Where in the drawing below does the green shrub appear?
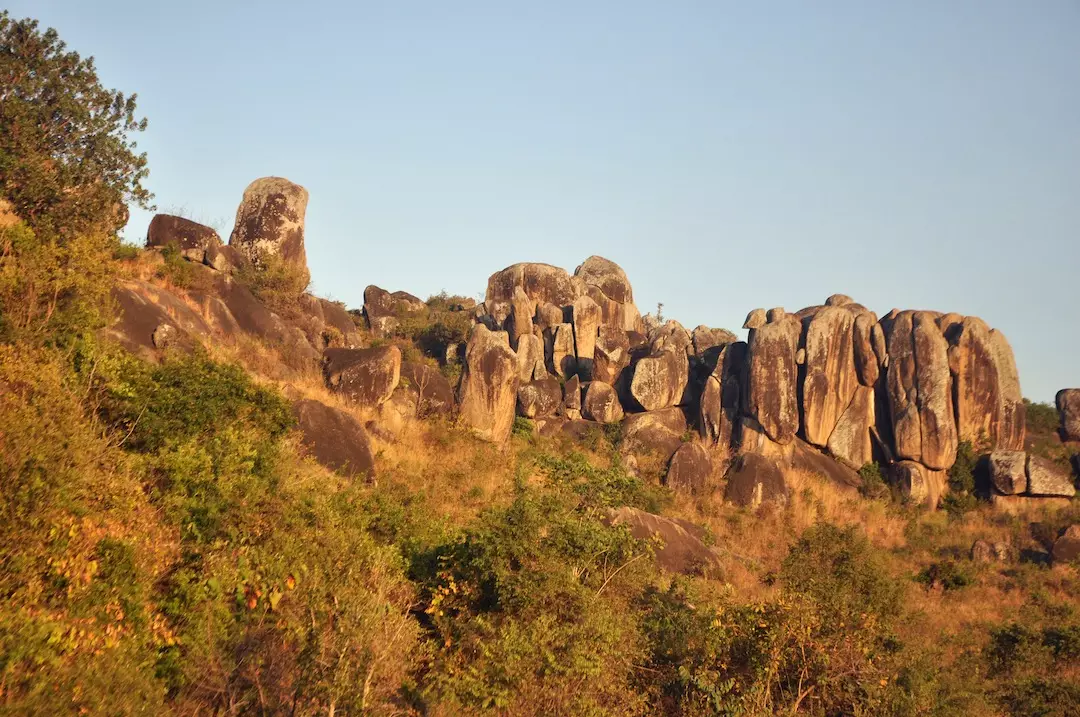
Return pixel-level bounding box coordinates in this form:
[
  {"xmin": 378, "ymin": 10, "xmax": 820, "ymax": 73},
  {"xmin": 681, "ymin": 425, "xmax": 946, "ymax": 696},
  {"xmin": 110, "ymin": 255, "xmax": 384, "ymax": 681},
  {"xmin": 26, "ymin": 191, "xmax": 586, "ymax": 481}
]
[
  {"xmin": 942, "ymin": 441, "xmax": 980, "ymax": 517},
  {"xmin": 916, "ymin": 560, "xmax": 974, "ymax": 591},
  {"xmin": 153, "ymin": 243, "xmax": 214, "ymax": 293},
  {"xmin": 1024, "ymin": 399, "xmax": 1060, "ymax": 435},
  {"xmin": 859, "ymin": 461, "xmax": 890, "ymax": 499},
  {"xmin": 235, "ymin": 250, "xmax": 311, "ymax": 318},
  {"xmin": 999, "ymin": 678, "xmax": 1080, "ymax": 717}
]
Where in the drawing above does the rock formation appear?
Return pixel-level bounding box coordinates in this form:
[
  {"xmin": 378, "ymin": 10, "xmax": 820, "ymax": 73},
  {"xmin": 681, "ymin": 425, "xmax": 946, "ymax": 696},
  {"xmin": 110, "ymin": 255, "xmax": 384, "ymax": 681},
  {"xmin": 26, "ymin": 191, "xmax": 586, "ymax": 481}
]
[
  {"xmin": 1058, "ymin": 389, "xmax": 1080, "ymax": 442},
  {"xmin": 458, "ymin": 325, "xmax": 519, "ymax": 443},
  {"xmin": 228, "ymin": 177, "xmax": 309, "ymax": 281},
  {"xmin": 323, "ymin": 346, "xmax": 402, "ymax": 408}
]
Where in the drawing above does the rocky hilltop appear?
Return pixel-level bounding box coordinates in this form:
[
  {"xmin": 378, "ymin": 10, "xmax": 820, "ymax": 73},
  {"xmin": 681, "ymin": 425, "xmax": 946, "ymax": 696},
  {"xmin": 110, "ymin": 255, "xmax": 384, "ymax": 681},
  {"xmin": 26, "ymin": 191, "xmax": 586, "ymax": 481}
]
[{"xmin": 116, "ymin": 176, "xmax": 1079, "ymax": 512}]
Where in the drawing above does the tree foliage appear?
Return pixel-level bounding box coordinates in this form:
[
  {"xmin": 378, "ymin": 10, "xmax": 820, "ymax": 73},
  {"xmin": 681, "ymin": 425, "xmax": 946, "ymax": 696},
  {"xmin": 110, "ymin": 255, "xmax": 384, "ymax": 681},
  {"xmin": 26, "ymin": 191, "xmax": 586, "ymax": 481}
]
[{"xmin": 0, "ymin": 11, "xmax": 151, "ymax": 237}]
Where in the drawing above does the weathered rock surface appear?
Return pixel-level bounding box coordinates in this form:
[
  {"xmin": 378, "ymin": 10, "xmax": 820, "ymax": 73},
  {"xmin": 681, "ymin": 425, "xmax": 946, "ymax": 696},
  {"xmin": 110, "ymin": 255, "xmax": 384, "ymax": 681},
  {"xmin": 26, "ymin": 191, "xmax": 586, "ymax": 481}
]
[
  {"xmin": 458, "ymin": 325, "xmax": 519, "ymax": 443},
  {"xmin": 802, "ymin": 307, "xmax": 858, "ymax": 447},
  {"xmin": 582, "ymin": 381, "xmax": 624, "ymax": 424},
  {"xmin": 789, "ymin": 438, "xmax": 861, "ymax": 492},
  {"xmin": 724, "ymin": 453, "xmax": 789, "ymax": 508},
  {"xmin": 743, "ymin": 309, "xmax": 767, "ymax": 330},
  {"xmin": 1052, "ymin": 525, "xmax": 1080, "ymax": 565},
  {"xmin": 547, "ymin": 323, "xmax": 577, "ymax": 379},
  {"xmin": 561, "ymin": 375, "xmax": 582, "ymax": 420},
  {"xmin": 517, "ymin": 376, "xmax": 563, "ymax": 418},
  {"xmin": 971, "ymin": 540, "xmax": 1017, "ymax": 564},
  {"xmin": 364, "ymin": 285, "xmax": 428, "ymax": 337},
  {"xmin": 648, "ymin": 320, "xmax": 693, "ymax": 356},
  {"xmin": 486, "ymin": 262, "xmax": 578, "ymax": 307},
  {"xmin": 621, "ymin": 408, "xmax": 688, "ymax": 463},
  {"xmin": 229, "ymin": 177, "xmax": 309, "ymax": 279},
  {"xmin": 593, "ymin": 326, "xmax": 631, "ymax": 385},
  {"xmin": 323, "ymin": 346, "xmax": 402, "ymax": 408},
  {"xmin": 507, "ymin": 286, "xmax": 535, "ymax": 350},
  {"xmin": 1026, "ymin": 455, "xmax": 1076, "ymax": 497},
  {"xmin": 1058, "ymin": 389, "xmax": 1080, "ymax": 442},
  {"xmin": 892, "ymin": 460, "xmax": 946, "ymax": 508},
  {"xmin": 398, "ymin": 362, "xmax": 455, "ymax": 417},
  {"xmin": 852, "ymin": 312, "xmax": 880, "ymax": 386},
  {"xmin": 573, "ymin": 256, "xmax": 642, "ymax": 332},
  {"xmin": 603, "ymin": 507, "xmax": 721, "ymax": 575},
  {"xmin": 947, "ymin": 317, "xmax": 1025, "ymax": 451},
  {"xmin": 699, "ymin": 342, "xmax": 746, "ymax": 455},
  {"xmin": 629, "ymin": 349, "xmax": 689, "ymax": 412},
  {"xmin": 691, "ymin": 326, "xmax": 737, "ymax": 356},
  {"xmin": 666, "ymin": 442, "xmax": 712, "ymax": 493},
  {"xmin": 108, "ymin": 280, "xmax": 211, "ymax": 359},
  {"xmin": 743, "ymin": 317, "xmax": 800, "ymax": 445},
  {"xmin": 885, "ymin": 311, "xmax": 958, "ymax": 470},
  {"xmin": 292, "ymin": 399, "xmax": 375, "ymax": 480},
  {"xmin": 515, "ymin": 333, "xmax": 547, "ymax": 383},
  {"xmin": 146, "ymin": 214, "xmax": 222, "ymax": 263},
  {"xmin": 571, "ymin": 295, "xmax": 602, "ymax": 378},
  {"xmin": 826, "ymin": 385, "xmax": 875, "ymax": 469},
  {"xmin": 988, "ymin": 450, "xmax": 1027, "ymax": 495}
]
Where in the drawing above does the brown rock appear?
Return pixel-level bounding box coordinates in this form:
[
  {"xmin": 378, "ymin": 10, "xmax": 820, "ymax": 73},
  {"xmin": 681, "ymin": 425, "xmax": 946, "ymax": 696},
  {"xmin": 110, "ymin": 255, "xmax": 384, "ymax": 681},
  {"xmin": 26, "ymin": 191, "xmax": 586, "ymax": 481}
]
[
  {"xmin": 318, "ymin": 298, "xmax": 363, "ymax": 347},
  {"xmin": 212, "ymin": 273, "xmax": 289, "ymax": 343},
  {"xmin": 802, "ymin": 307, "xmax": 859, "ymax": 447},
  {"xmin": 886, "ymin": 311, "xmax": 958, "ymax": 470},
  {"xmin": 826, "ymin": 385, "xmax": 875, "ymax": 469},
  {"xmin": 691, "ymin": 326, "xmax": 737, "ymax": 356},
  {"xmin": 582, "ymin": 381, "xmax": 624, "ymax": 424},
  {"xmin": 892, "ymin": 460, "xmax": 946, "ymax": 508},
  {"xmin": 743, "ymin": 308, "xmax": 767, "ymax": 330},
  {"xmin": 853, "ymin": 313, "xmax": 880, "ymax": 386},
  {"xmin": 570, "ymin": 295, "xmax": 602, "ymax": 378},
  {"xmin": 724, "ymin": 453, "xmax": 789, "ymax": 508},
  {"xmin": 517, "ymin": 376, "xmax": 563, "ymax": 418},
  {"xmin": 593, "ymin": 326, "xmax": 631, "ymax": 385},
  {"xmin": 574, "ymin": 255, "xmax": 634, "ymax": 303},
  {"xmin": 398, "ymin": 362, "xmax": 455, "ymax": 417},
  {"xmin": 534, "ymin": 302, "xmax": 564, "ymax": 334},
  {"xmin": 516, "ymin": 333, "xmax": 547, "ymax": 382},
  {"xmin": 486, "ymin": 262, "xmax": 579, "ymax": 307},
  {"xmin": 987, "ymin": 450, "xmax": 1027, "ymax": 495},
  {"xmin": 228, "ymin": 177, "xmax": 309, "ymax": 281},
  {"xmin": 1026, "ymin": 455, "xmax": 1076, "ymax": 497},
  {"xmin": 204, "ymin": 242, "xmax": 241, "ymax": 273},
  {"xmin": 323, "ymin": 346, "xmax": 402, "ymax": 408},
  {"xmin": 621, "ymin": 408, "xmax": 688, "ymax": 464},
  {"xmin": 603, "ymin": 507, "xmax": 721, "ymax": 575},
  {"xmin": 458, "ymin": 325, "xmax": 519, "ymax": 443},
  {"xmin": 666, "ymin": 442, "xmax": 713, "ymax": 493},
  {"xmin": 508, "ymin": 286, "xmax": 535, "ymax": 350},
  {"xmin": 1057, "ymin": 389, "xmax": 1080, "ymax": 442},
  {"xmin": 562, "ymin": 375, "xmax": 582, "ymax": 419},
  {"xmin": 699, "ymin": 341, "xmax": 746, "ymax": 455},
  {"xmin": 292, "ymin": 399, "xmax": 376, "ymax": 480},
  {"xmin": 108, "ymin": 280, "xmax": 212, "ymax": 359},
  {"xmin": 947, "ymin": 318, "xmax": 1025, "ymax": 451},
  {"xmin": 547, "ymin": 323, "xmax": 578, "ymax": 379},
  {"xmin": 970, "ymin": 539, "xmax": 1016, "ymax": 564},
  {"xmin": 825, "ymin": 293, "xmax": 853, "ymax": 307},
  {"xmin": 363, "ymin": 285, "xmax": 398, "ymax": 337},
  {"xmin": 789, "ymin": 439, "xmax": 861, "ymax": 492},
  {"xmin": 1052, "ymin": 525, "xmax": 1080, "ymax": 565},
  {"xmin": 630, "ymin": 349, "xmax": 689, "ymax": 412},
  {"xmin": 649, "ymin": 320, "xmax": 693, "ymax": 356},
  {"xmin": 146, "ymin": 214, "xmax": 222, "ymax": 263},
  {"xmin": 743, "ymin": 317, "xmax": 800, "ymax": 445}
]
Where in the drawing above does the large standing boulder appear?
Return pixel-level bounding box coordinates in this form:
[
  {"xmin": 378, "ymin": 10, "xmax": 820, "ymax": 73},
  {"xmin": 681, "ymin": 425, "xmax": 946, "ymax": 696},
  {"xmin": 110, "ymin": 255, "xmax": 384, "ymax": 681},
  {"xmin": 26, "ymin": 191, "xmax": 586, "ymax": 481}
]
[
  {"xmin": 573, "ymin": 255, "xmax": 643, "ymax": 332},
  {"xmin": 593, "ymin": 326, "xmax": 631, "ymax": 385},
  {"xmin": 802, "ymin": 307, "xmax": 859, "ymax": 447},
  {"xmin": 988, "ymin": 450, "xmax": 1027, "ymax": 495},
  {"xmin": 826, "ymin": 385, "xmax": 875, "ymax": 469},
  {"xmin": 323, "ymin": 346, "xmax": 402, "ymax": 408},
  {"xmin": 458, "ymin": 325, "xmax": 519, "ymax": 442},
  {"xmin": 629, "ymin": 349, "xmax": 689, "ymax": 412},
  {"xmin": 699, "ymin": 342, "xmax": 746, "ymax": 455},
  {"xmin": 892, "ymin": 460, "xmax": 946, "ymax": 509},
  {"xmin": 1026, "ymin": 455, "xmax": 1076, "ymax": 497},
  {"xmin": 517, "ymin": 376, "xmax": 563, "ymax": 418},
  {"xmin": 621, "ymin": 408, "xmax": 688, "ymax": 465},
  {"xmin": 603, "ymin": 507, "xmax": 721, "ymax": 575},
  {"xmin": 724, "ymin": 453, "xmax": 789, "ymax": 508},
  {"xmin": 486, "ymin": 263, "xmax": 579, "ymax": 307},
  {"xmin": 582, "ymin": 381, "xmax": 624, "ymax": 424},
  {"xmin": 885, "ymin": 311, "xmax": 958, "ymax": 470},
  {"xmin": 852, "ymin": 312, "xmax": 880, "ymax": 387},
  {"xmin": 292, "ymin": 399, "xmax": 376, "ymax": 480},
  {"xmin": 947, "ymin": 317, "xmax": 1025, "ymax": 451},
  {"xmin": 691, "ymin": 326, "xmax": 737, "ymax": 357},
  {"xmin": 546, "ymin": 323, "xmax": 578, "ymax": 379},
  {"xmin": 648, "ymin": 320, "xmax": 693, "ymax": 356},
  {"xmin": 146, "ymin": 214, "xmax": 222, "ymax": 263},
  {"xmin": 743, "ymin": 316, "xmax": 800, "ymax": 445},
  {"xmin": 666, "ymin": 442, "xmax": 713, "ymax": 494},
  {"xmin": 1057, "ymin": 389, "xmax": 1080, "ymax": 442},
  {"xmin": 515, "ymin": 333, "xmax": 547, "ymax": 382},
  {"xmin": 570, "ymin": 295, "xmax": 602, "ymax": 378},
  {"xmin": 507, "ymin": 286, "xmax": 535, "ymax": 350},
  {"xmin": 398, "ymin": 362, "xmax": 455, "ymax": 417},
  {"xmin": 229, "ymin": 177, "xmax": 309, "ymax": 279}
]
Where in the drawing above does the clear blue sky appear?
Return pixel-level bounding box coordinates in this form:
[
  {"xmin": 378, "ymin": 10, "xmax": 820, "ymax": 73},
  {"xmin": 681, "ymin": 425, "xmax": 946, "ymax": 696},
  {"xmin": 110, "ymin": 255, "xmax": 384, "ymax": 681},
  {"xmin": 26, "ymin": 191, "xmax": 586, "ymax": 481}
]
[{"xmin": 16, "ymin": 1, "xmax": 1079, "ymax": 401}]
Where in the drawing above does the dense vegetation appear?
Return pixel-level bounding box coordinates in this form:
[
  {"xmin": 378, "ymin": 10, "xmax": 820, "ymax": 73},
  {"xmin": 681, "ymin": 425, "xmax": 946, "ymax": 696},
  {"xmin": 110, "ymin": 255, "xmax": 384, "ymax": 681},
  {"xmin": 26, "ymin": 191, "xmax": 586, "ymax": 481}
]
[{"xmin": 1, "ymin": 12, "xmax": 1079, "ymax": 716}]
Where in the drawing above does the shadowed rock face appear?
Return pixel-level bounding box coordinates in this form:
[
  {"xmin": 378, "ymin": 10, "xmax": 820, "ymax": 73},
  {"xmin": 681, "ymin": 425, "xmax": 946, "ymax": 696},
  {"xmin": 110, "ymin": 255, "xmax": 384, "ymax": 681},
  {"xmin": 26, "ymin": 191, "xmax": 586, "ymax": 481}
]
[
  {"xmin": 852, "ymin": 312, "xmax": 881, "ymax": 387},
  {"xmin": 292, "ymin": 399, "xmax": 375, "ymax": 480},
  {"xmin": 146, "ymin": 214, "xmax": 221, "ymax": 262},
  {"xmin": 620, "ymin": 407, "xmax": 688, "ymax": 465},
  {"xmin": 1056, "ymin": 389, "xmax": 1080, "ymax": 442},
  {"xmin": 743, "ymin": 317, "xmax": 800, "ymax": 445},
  {"xmin": 515, "ymin": 334, "xmax": 546, "ymax": 383},
  {"xmin": 546, "ymin": 323, "xmax": 577, "ymax": 379},
  {"xmin": 398, "ymin": 362, "xmax": 455, "ymax": 417},
  {"xmin": 323, "ymin": 346, "xmax": 402, "ymax": 408},
  {"xmin": 699, "ymin": 342, "xmax": 746, "ymax": 456},
  {"xmin": 229, "ymin": 177, "xmax": 309, "ymax": 279},
  {"xmin": 593, "ymin": 326, "xmax": 631, "ymax": 385},
  {"xmin": 570, "ymin": 295, "xmax": 602, "ymax": 378},
  {"xmin": 885, "ymin": 311, "xmax": 958, "ymax": 471},
  {"xmin": 691, "ymin": 326, "xmax": 737, "ymax": 357},
  {"xmin": 892, "ymin": 460, "xmax": 946, "ymax": 508},
  {"xmin": 603, "ymin": 507, "xmax": 721, "ymax": 575},
  {"xmin": 988, "ymin": 450, "xmax": 1027, "ymax": 495},
  {"xmin": 665, "ymin": 442, "xmax": 712, "ymax": 494},
  {"xmin": 486, "ymin": 262, "xmax": 578, "ymax": 307},
  {"xmin": 458, "ymin": 325, "xmax": 519, "ymax": 443},
  {"xmin": 827, "ymin": 385, "xmax": 875, "ymax": 469},
  {"xmin": 724, "ymin": 453, "xmax": 788, "ymax": 508},
  {"xmin": 1052, "ymin": 525, "xmax": 1080, "ymax": 565}
]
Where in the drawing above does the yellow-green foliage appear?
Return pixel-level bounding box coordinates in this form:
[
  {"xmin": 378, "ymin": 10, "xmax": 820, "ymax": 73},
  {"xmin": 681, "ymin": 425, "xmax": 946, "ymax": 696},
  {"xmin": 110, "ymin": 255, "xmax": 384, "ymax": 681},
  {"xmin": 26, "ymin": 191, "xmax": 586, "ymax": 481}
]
[{"xmin": 236, "ymin": 250, "xmax": 311, "ymax": 318}]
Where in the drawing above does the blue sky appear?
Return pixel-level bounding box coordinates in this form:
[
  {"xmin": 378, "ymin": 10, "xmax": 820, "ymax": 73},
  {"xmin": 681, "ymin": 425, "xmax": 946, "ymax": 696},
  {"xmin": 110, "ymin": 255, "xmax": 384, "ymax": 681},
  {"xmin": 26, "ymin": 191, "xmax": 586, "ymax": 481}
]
[{"xmin": 17, "ymin": 1, "xmax": 1080, "ymax": 401}]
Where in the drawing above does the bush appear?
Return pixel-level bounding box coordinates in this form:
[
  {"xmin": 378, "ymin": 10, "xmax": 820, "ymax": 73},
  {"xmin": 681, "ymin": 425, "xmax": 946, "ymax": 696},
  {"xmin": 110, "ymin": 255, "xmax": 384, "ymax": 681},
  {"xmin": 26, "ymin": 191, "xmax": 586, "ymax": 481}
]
[
  {"xmin": 859, "ymin": 461, "xmax": 890, "ymax": 500},
  {"xmin": 916, "ymin": 560, "xmax": 974, "ymax": 591},
  {"xmin": 1024, "ymin": 399, "xmax": 1060, "ymax": 436},
  {"xmin": 942, "ymin": 441, "xmax": 980, "ymax": 517},
  {"xmin": 236, "ymin": 251, "xmax": 311, "ymax": 318}
]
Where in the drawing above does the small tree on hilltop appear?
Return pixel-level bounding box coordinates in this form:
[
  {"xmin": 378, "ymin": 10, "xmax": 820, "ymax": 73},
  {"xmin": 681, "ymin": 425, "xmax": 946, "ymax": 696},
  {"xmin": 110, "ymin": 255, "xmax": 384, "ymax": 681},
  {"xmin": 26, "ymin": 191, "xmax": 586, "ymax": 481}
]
[{"xmin": 0, "ymin": 12, "xmax": 152, "ymax": 237}]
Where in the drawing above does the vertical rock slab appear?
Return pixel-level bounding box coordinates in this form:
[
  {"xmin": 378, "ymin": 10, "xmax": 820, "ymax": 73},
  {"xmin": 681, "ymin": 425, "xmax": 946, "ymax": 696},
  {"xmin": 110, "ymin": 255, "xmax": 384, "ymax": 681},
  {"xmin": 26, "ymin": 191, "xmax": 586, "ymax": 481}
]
[
  {"xmin": 946, "ymin": 317, "xmax": 1024, "ymax": 451},
  {"xmin": 802, "ymin": 307, "xmax": 859, "ymax": 447},
  {"xmin": 827, "ymin": 385, "xmax": 875, "ymax": 469},
  {"xmin": 1058, "ymin": 389, "xmax": 1080, "ymax": 442},
  {"xmin": 743, "ymin": 316, "xmax": 800, "ymax": 445},
  {"xmin": 582, "ymin": 381, "xmax": 624, "ymax": 424},
  {"xmin": 458, "ymin": 325, "xmax": 519, "ymax": 443},
  {"xmin": 229, "ymin": 177, "xmax": 309, "ymax": 281},
  {"xmin": 593, "ymin": 326, "xmax": 631, "ymax": 385},
  {"xmin": 699, "ymin": 341, "xmax": 747, "ymax": 455},
  {"xmin": 570, "ymin": 295, "xmax": 602, "ymax": 379},
  {"xmin": 562, "ymin": 375, "xmax": 582, "ymax": 420},
  {"xmin": 630, "ymin": 349, "xmax": 689, "ymax": 412},
  {"xmin": 573, "ymin": 255, "xmax": 643, "ymax": 332},
  {"xmin": 507, "ymin": 286, "xmax": 535, "ymax": 350},
  {"xmin": 546, "ymin": 323, "xmax": 578, "ymax": 379},
  {"xmin": 853, "ymin": 312, "xmax": 880, "ymax": 386},
  {"xmin": 988, "ymin": 329, "xmax": 1025, "ymax": 451},
  {"xmin": 515, "ymin": 333, "xmax": 546, "ymax": 383},
  {"xmin": 893, "ymin": 460, "xmax": 945, "ymax": 509},
  {"xmin": 323, "ymin": 346, "xmax": 402, "ymax": 408}
]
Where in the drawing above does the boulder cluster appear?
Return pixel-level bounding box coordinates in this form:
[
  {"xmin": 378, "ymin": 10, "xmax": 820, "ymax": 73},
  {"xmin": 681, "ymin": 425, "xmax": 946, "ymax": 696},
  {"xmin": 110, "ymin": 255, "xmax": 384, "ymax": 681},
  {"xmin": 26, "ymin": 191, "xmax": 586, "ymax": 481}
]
[{"xmin": 123, "ymin": 176, "xmax": 1079, "ymax": 508}]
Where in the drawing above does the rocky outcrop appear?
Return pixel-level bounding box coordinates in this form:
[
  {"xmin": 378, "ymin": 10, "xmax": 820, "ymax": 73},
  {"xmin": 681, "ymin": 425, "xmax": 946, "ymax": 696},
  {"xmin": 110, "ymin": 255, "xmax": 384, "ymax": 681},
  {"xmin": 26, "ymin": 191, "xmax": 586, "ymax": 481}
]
[
  {"xmin": 629, "ymin": 348, "xmax": 689, "ymax": 412},
  {"xmin": 573, "ymin": 256, "xmax": 643, "ymax": 332},
  {"xmin": 885, "ymin": 311, "xmax": 958, "ymax": 471},
  {"xmin": 603, "ymin": 507, "xmax": 721, "ymax": 575},
  {"xmin": 724, "ymin": 453, "xmax": 788, "ymax": 508},
  {"xmin": 826, "ymin": 385, "xmax": 875, "ymax": 469},
  {"xmin": 146, "ymin": 214, "xmax": 222, "ymax": 264},
  {"xmin": 699, "ymin": 342, "xmax": 746, "ymax": 456},
  {"xmin": 570, "ymin": 295, "xmax": 602, "ymax": 378},
  {"xmin": 547, "ymin": 323, "xmax": 577, "ymax": 379},
  {"xmin": 691, "ymin": 326, "xmax": 736, "ymax": 357},
  {"xmin": 665, "ymin": 442, "xmax": 712, "ymax": 493},
  {"xmin": 398, "ymin": 362, "xmax": 455, "ymax": 417},
  {"xmin": 892, "ymin": 460, "xmax": 946, "ymax": 508},
  {"xmin": 323, "ymin": 346, "xmax": 402, "ymax": 408},
  {"xmin": 593, "ymin": 326, "xmax": 631, "ymax": 385},
  {"xmin": 458, "ymin": 325, "xmax": 519, "ymax": 443},
  {"xmin": 1058, "ymin": 389, "xmax": 1080, "ymax": 442},
  {"xmin": 988, "ymin": 450, "xmax": 1027, "ymax": 495},
  {"xmin": 621, "ymin": 408, "xmax": 688, "ymax": 464},
  {"xmin": 487, "ymin": 262, "xmax": 578, "ymax": 308},
  {"xmin": 947, "ymin": 317, "xmax": 1025, "ymax": 451},
  {"xmin": 517, "ymin": 376, "xmax": 562, "ymax": 418},
  {"xmin": 292, "ymin": 399, "xmax": 376, "ymax": 480},
  {"xmin": 229, "ymin": 177, "xmax": 309, "ymax": 280},
  {"xmin": 802, "ymin": 307, "xmax": 858, "ymax": 447},
  {"xmin": 1026, "ymin": 455, "xmax": 1076, "ymax": 497},
  {"xmin": 582, "ymin": 381, "xmax": 624, "ymax": 424},
  {"xmin": 743, "ymin": 315, "xmax": 800, "ymax": 445}
]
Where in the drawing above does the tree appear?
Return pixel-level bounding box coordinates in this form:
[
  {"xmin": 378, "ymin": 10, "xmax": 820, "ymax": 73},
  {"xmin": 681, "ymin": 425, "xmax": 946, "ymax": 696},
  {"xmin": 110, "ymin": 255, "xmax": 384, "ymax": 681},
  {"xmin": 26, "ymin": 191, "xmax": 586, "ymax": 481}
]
[{"xmin": 0, "ymin": 12, "xmax": 152, "ymax": 237}]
